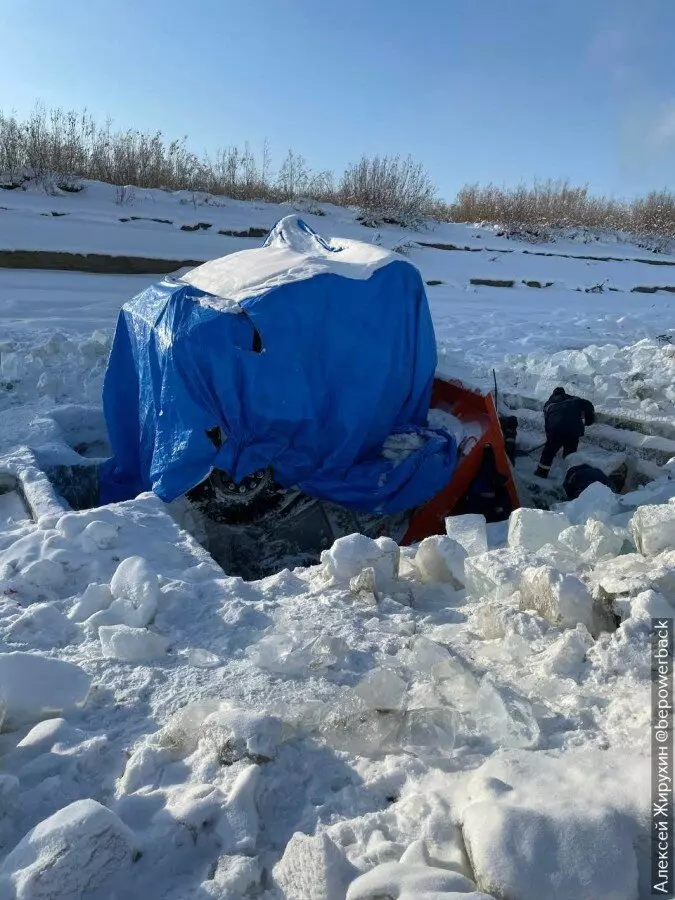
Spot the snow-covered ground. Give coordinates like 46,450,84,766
0,180,672,899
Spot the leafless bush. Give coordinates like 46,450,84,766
630,190,675,252
2,103,674,248
445,180,674,250
339,154,436,228
115,185,136,206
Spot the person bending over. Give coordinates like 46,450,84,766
535,387,595,479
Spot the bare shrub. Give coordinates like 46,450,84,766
339,154,435,228
445,179,674,250
1,103,674,248
115,185,136,206
630,190,675,252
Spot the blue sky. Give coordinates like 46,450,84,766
1,0,674,199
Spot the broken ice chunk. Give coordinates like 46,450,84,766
321,534,400,584
561,481,620,525
99,624,168,662
590,553,652,600
538,625,594,678
273,832,357,900
445,513,488,556
414,535,467,587
464,548,538,601
354,667,407,711
520,566,598,633
398,707,458,755
475,676,540,749
558,519,624,563
250,633,314,676
507,508,570,552
630,504,675,556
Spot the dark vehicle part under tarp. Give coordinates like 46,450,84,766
100,217,459,566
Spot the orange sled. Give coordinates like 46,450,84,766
402,377,520,545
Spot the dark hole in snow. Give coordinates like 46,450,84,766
44,463,100,511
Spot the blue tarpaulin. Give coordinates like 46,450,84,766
100,216,457,514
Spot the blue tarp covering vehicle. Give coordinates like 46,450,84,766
100,216,457,515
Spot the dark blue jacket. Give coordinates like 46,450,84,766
544,390,595,438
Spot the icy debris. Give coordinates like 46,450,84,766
402,634,455,676
69,582,114,622
445,513,488,556
3,602,74,648
464,547,536,601
187,647,220,668
321,534,400,584
252,630,348,676
201,705,283,762
0,799,136,899
0,652,90,731
349,567,380,600
649,564,675,602
507,507,570,552
475,677,540,749
208,854,261,897
538,626,594,678
520,566,598,633
316,694,404,755
590,553,651,599
354,668,408,711
273,831,358,900
309,634,348,669
216,763,260,855
397,706,458,755
560,481,620,525
252,633,315,677
630,503,675,556
558,519,624,563
99,624,168,662
414,535,467,587
154,701,283,765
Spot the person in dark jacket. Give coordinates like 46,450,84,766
535,387,595,478
563,461,628,499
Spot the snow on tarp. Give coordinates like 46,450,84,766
100,216,457,513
